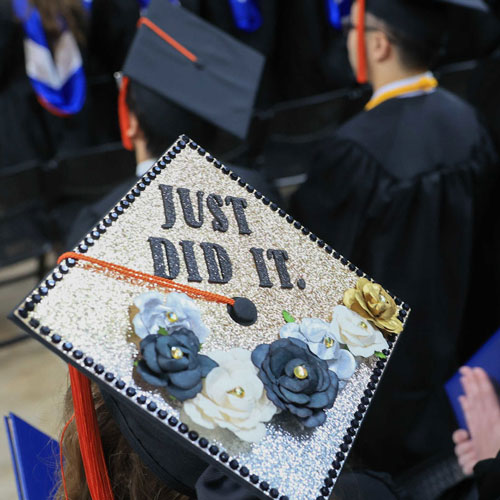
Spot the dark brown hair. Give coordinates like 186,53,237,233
55,382,189,500
30,0,87,46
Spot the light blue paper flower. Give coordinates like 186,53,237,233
280,318,356,381
133,291,210,343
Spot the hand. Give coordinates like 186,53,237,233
452,366,500,475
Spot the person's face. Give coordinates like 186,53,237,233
346,1,359,75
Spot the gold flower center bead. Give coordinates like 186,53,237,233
359,321,368,329
166,312,178,323
324,337,334,348
228,387,245,398
171,346,184,359
294,365,308,379
380,294,387,304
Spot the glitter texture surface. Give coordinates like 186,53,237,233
14,139,409,500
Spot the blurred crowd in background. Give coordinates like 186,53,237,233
3,0,500,499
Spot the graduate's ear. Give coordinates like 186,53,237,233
369,29,392,64
126,111,144,142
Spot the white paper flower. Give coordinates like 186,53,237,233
280,318,356,381
132,291,210,343
183,348,277,442
330,305,388,357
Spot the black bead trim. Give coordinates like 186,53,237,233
246,185,254,193
46,279,56,288
221,166,230,175
328,469,337,478
25,301,35,312
309,234,318,242
158,409,167,419
260,481,269,491
53,271,63,281
126,387,136,397
39,286,49,295
105,372,115,382
174,146,182,154
132,187,141,196
332,460,341,470
238,179,246,187
189,141,198,150
340,443,349,453
103,217,113,226
347,427,356,436
206,155,214,162
188,430,199,441
178,423,188,434
59,264,69,274
270,488,279,498
293,221,301,229
84,357,94,367
254,191,262,199
301,227,310,236
209,445,219,455
240,466,249,477
321,486,330,495
148,171,157,180
229,459,239,470
278,209,286,217
32,294,42,303
62,342,73,351
94,364,104,374
280,496,290,500
78,244,88,253
29,318,39,328
199,437,208,448
230,172,238,180
40,326,50,335
137,395,147,405
250,474,259,484
219,452,229,463
18,308,28,318
168,416,178,426
262,197,270,205
73,350,83,360
147,401,157,412
153,166,161,175
115,380,125,390
51,334,61,343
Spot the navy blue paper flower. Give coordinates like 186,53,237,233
137,328,218,401
251,338,338,427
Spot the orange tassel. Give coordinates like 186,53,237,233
118,76,133,151
69,365,114,500
357,0,368,84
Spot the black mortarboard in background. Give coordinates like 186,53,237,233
365,0,489,44
122,0,265,140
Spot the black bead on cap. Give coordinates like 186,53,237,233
227,297,257,326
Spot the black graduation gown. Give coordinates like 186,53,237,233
291,88,499,475
474,451,500,500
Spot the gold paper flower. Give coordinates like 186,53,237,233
343,278,403,334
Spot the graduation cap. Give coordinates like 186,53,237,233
118,0,265,150
352,0,489,83
11,137,410,499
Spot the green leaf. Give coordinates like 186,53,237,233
282,310,296,323
158,327,168,336
168,395,177,402
133,360,139,367
374,351,387,359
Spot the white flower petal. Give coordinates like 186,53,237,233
328,350,357,380
300,318,331,342
279,322,302,340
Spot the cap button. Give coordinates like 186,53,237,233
227,297,257,326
